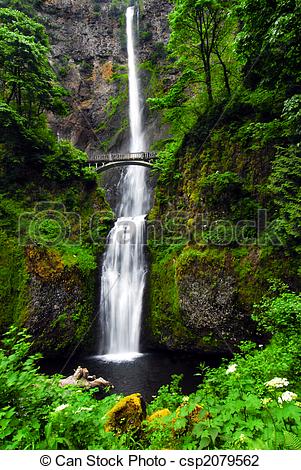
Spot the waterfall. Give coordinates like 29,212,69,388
99,6,150,360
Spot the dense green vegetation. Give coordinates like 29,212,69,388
0,0,300,451
147,0,301,352
1,288,301,449
0,7,113,353
146,0,301,448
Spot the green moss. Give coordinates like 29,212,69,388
149,243,204,348
105,393,145,435
149,238,300,352
0,180,113,357
176,246,227,277
0,231,29,330
96,70,129,148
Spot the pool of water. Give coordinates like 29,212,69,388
40,351,224,402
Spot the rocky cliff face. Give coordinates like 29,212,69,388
14,0,172,356
40,0,172,153
25,246,96,357
21,184,114,358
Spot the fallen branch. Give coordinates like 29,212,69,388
60,366,114,390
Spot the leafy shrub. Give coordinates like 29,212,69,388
42,141,90,183
253,289,301,335
198,171,243,208
147,375,183,415
0,327,124,450
267,145,301,245
60,244,97,275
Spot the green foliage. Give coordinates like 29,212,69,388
235,0,300,91
235,120,283,151
0,327,124,450
148,69,200,111
0,100,26,143
0,230,28,330
267,145,301,245
0,9,88,186
168,0,235,103
142,293,301,449
2,294,301,450
152,137,183,184
198,171,243,208
42,141,91,183
0,8,67,120
253,289,301,335
60,245,97,275
147,375,184,415
0,0,41,17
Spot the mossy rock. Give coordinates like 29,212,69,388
26,246,64,281
105,394,146,435
146,409,171,423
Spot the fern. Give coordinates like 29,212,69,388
283,431,301,450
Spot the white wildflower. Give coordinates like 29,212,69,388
239,433,246,443
265,377,289,388
278,391,297,404
54,404,70,413
76,407,93,413
182,396,189,403
226,364,237,374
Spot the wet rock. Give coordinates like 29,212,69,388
39,0,172,152
24,246,96,358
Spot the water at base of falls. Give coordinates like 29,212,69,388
99,6,150,359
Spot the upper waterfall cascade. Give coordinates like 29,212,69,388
99,6,150,360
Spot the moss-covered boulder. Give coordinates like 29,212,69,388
147,409,171,423
105,394,146,435
148,241,300,353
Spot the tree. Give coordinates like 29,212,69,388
235,0,301,92
0,8,67,121
168,0,233,103
0,0,42,17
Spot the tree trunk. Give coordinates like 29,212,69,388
204,60,213,104
215,48,231,96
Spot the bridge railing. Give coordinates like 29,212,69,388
88,151,157,163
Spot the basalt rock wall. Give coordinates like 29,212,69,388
40,0,172,153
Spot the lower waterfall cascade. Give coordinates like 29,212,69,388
99,6,150,360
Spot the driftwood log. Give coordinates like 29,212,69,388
60,366,114,390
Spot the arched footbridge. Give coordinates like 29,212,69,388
87,151,157,172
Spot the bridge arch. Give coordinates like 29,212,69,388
87,151,156,173
89,160,153,173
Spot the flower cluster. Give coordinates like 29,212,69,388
226,364,237,374
54,404,70,413
278,391,297,404
264,377,289,388
75,407,93,414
